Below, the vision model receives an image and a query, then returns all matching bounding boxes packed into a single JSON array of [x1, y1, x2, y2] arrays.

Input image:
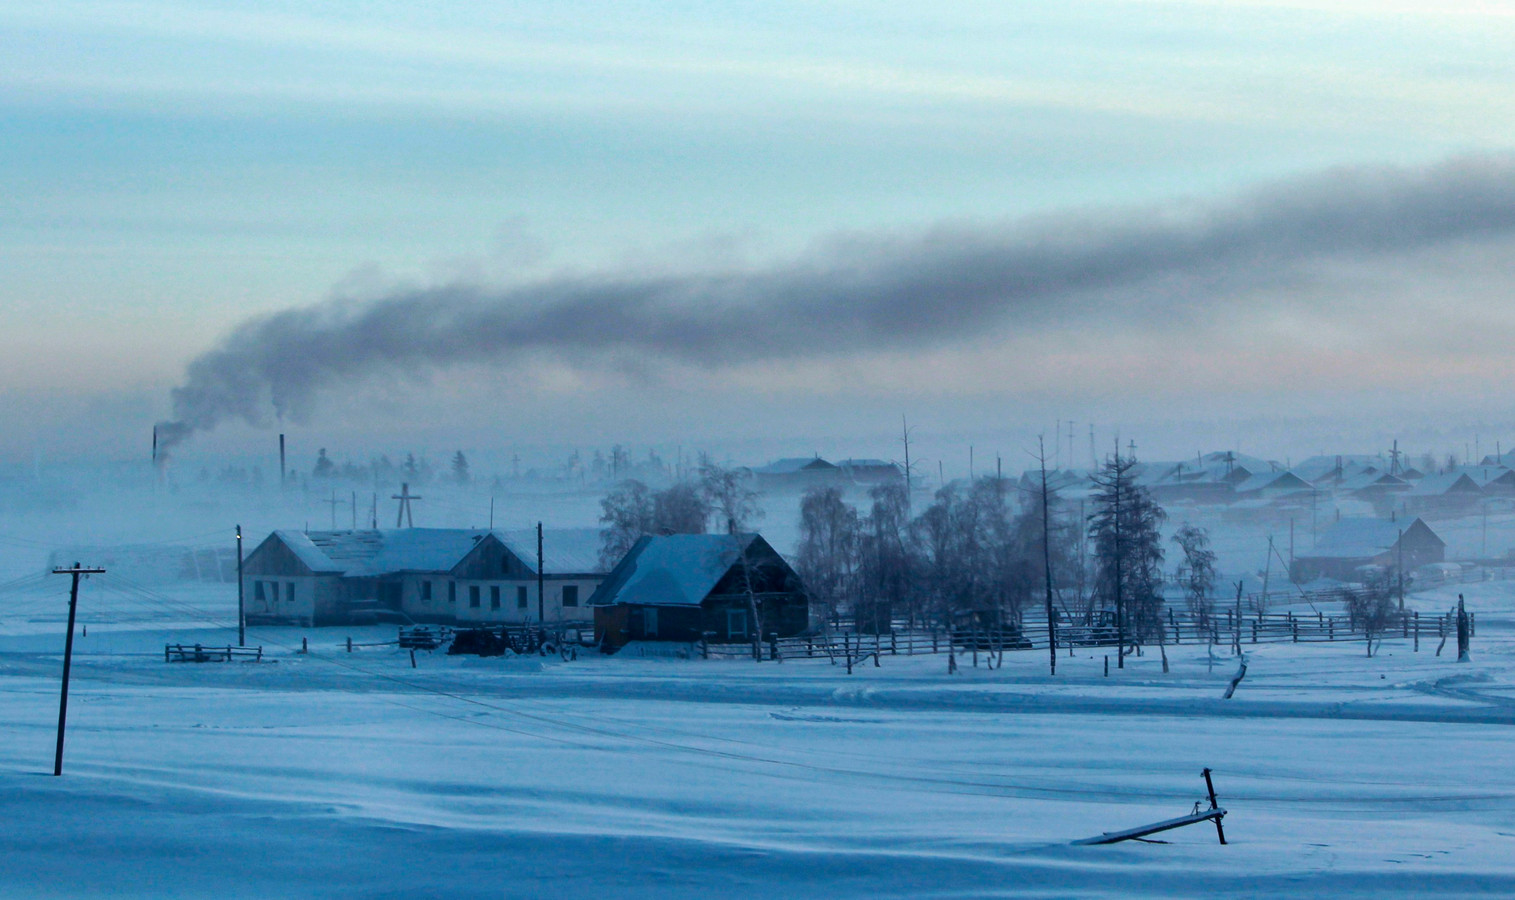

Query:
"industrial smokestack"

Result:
[[279, 433, 287, 490]]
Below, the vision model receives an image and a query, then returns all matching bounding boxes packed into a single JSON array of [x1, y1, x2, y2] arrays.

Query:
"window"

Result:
[[490, 586, 501, 610], [469, 585, 481, 608], [562, 585, 579, 608], [421, 581, 433, 602], [448, 582, 457, 604], [517, 586, 528, 609], [254, 581, 265, 602], [642, 607, 659, 638], [285, 582, 295, 605], [727, 609, 747, 640]]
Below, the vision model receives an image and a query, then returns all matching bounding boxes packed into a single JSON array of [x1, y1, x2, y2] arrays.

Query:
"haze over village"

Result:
[[5, 2, 1515, 898]]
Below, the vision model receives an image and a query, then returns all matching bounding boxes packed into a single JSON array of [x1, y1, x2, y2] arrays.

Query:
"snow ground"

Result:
[[4, 574, 1515, 897]]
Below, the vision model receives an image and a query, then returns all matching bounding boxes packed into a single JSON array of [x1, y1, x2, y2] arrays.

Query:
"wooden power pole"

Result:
[[236, 525, 245, 647], [51, 563, 104, 776], [1039, 436, 1058, 676], [536, 522, 546, 626]]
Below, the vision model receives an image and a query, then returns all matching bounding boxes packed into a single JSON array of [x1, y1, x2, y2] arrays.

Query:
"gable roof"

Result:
[[498, 527, 605, 574], [1303, 517, 1441, 559], [264, 528, 605, 578], [750, 457, 836, 475], [1340, 471, 1408, 492], [1233, 470, 1311, 494], [1407, 471, 1483, 497], [589, 533, 770, 608]]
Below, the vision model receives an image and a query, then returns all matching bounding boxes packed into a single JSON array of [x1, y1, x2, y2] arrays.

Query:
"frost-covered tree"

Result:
[[1345, 576, 1396, 657], [856, 482, 918, 626], [1088, 450, 1167, 666], [796, 486, 860, 625], [451, 450, 470, 485], [1172, 523, 1217, 629], [313, 448, 335, 479]]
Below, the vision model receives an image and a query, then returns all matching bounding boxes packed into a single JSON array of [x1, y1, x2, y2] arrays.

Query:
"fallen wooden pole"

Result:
[[1075, 768, 1229, 846], [1073, 808, 1227, 846]]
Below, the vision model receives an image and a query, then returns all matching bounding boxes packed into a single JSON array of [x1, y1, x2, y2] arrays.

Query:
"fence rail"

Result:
[[165, 643, 263, 663], [699, 604, 1473, 663]]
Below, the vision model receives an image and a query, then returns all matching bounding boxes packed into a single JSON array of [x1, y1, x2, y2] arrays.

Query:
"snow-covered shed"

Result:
[[588, 533, 810, 652], [1289, 517, 1444, 582], [834, 458, 903, 485], [241, 527, 607, 626], [746, 457, 840, 489]]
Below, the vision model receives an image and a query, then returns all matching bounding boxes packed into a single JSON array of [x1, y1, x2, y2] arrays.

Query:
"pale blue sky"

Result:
[[4, 1, 1515, 463]]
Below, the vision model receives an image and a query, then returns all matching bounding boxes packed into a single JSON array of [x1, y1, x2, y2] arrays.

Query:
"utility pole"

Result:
[[392, 483, 421, 527], [236, 525, 245, 646], [1039, 436, 1057, 676], [1113, 443, 1125, 670], [536, 522, 546, 626], [900, 415, 914, 516], [351, 491, 357, 530], [322, 490, 341, 529], [51, 563, 104, 776]]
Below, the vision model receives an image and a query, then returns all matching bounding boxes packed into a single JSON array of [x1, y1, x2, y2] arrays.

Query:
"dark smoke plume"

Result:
[[157, 155, 1515, 449]]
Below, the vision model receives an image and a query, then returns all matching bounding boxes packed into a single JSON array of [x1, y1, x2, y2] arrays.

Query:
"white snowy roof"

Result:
[[1304, 517, 1434, 559], [270, 528, 604, 577], [1233, 471, 1310, 494], [499, 527, 607, 575], [1406, 472, 1482, 497], [273, 530, 352, 574], [750, 457, 836, 475], [589, 533, 760, 607]]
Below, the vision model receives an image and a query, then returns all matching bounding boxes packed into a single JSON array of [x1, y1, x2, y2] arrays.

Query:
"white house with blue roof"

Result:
[[242, 527, 607, 626]]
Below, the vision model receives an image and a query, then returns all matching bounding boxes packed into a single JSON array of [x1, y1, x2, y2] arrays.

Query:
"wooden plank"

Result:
[[1073, 809, 1226, 845]]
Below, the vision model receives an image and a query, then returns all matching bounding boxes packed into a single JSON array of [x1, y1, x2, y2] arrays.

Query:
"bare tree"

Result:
[[857, 482, 918, 629], [699, 459, 766, 659], [1345, 575, 1396, 657], [598, 479, 711, 569], [653, 482, 710, 535], [598, 480, 657, 569], [796, 486, 860, 627], [1172, 523, 1217, 631]]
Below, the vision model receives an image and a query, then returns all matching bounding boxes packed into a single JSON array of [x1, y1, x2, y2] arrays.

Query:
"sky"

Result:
[[4, 1, 1515, 471]]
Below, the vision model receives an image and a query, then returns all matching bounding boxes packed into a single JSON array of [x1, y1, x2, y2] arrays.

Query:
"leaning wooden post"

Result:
[[1457, 595, 1471, 663], [1202, 768, 1227, 845]]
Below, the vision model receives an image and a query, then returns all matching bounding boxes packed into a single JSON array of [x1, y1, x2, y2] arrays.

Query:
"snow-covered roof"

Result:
[[1406, 471, 1482, 497], [1304, 517, 1435, 559], [1339, 471, 1407, 492], [749, 457, 836, 475], [834, 458, 897, 470], [589, 533, 760, 607], [268, 528, 604, 577], [499, 527, 606, 575], [1294, 455, 1386, 483], [1233, 470, 1310, 494], [273, 530, 352, 574]]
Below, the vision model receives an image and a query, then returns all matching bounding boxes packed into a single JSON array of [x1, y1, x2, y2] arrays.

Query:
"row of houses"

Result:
[[1020, 451, 1515, 517], [743, 456, 903, 489], [242, 527, 811, 651]]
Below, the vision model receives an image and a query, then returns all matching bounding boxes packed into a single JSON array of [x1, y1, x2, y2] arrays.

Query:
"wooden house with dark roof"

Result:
[[588, 533, 810, 652], [1290, 517, 1444, 582]]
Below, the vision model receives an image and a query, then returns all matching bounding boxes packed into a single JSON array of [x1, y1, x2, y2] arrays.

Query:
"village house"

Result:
[[1289, 517, 1445, 583], [745, 456, 842, 490], [241, 527, 605, 626], [588, 533, 811, 652]]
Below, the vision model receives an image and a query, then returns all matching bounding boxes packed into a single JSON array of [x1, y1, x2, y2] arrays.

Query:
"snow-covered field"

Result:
[[4, 567, 1515, 898]]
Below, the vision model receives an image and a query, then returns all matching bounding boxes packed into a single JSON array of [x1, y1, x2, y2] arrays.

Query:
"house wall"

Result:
[[452, 576, 603, 625], [399, 573, 603, 625], [243, 573, 323, 626]]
